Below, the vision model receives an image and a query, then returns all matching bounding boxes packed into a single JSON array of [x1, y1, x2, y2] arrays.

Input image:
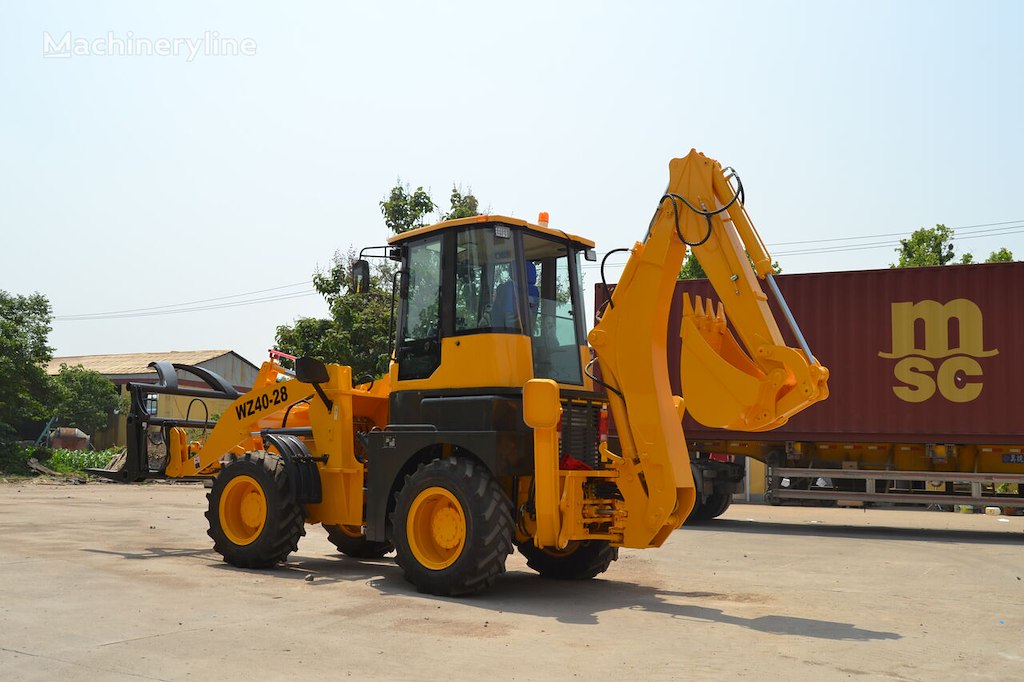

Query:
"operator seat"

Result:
[[490, 280, 518, 329], [489, 262, 539, 331]]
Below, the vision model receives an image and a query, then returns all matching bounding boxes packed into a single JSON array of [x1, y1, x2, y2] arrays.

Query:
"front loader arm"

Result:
[[178, 362, 316, 476], [588, 149, 829, 547]]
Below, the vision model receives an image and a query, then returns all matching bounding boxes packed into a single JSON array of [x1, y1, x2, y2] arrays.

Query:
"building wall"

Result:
[[90, 386, 128, 450], [194, 354, 260, 391]]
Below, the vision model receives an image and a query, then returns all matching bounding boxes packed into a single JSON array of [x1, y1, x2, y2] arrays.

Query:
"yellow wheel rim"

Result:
[[219, 475, 267, 546], [406, 486, 466, 570]]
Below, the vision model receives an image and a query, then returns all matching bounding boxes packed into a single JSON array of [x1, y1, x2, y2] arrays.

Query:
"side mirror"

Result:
[[295, 356, 330, 384], [352, 259, 371, 294], [583, 248, 597, 262]]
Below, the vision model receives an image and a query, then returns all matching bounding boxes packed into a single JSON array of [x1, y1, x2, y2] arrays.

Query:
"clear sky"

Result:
[[2, 1, 1022, 367]]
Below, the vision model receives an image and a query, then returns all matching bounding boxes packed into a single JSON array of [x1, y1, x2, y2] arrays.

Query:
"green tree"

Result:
[[276, 248, 396, 379], [379, 180, 437, 234], [892, 224, 957, 267], [279, 181, 483, 377], [678, 253, 781, 279], [52, 364, 120, 434], [274, 317, 339, 369], [678, 253, 706, 279], [443, 185, 480, 220], [891, 224, 1016, 267], [0, 291, 54, 441], [986, 247, 1015, 262]]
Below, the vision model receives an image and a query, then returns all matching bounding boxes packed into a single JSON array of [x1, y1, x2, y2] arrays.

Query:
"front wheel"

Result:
[[517, 540, 618, 580], [206, 451, 305, 568], [391, 457, 512, 596]]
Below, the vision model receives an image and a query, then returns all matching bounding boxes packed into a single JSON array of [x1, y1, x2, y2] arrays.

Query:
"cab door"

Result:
[[396, 235, 443, 381]]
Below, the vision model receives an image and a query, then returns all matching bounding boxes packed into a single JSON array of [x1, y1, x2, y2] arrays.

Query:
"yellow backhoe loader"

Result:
[[95, 150, 828, 595]]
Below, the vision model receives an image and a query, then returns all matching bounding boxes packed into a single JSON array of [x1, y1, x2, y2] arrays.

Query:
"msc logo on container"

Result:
[[878, 299, 998, 403]]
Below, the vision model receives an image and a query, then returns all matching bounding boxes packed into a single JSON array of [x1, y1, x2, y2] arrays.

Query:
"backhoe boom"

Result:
[[589, 149, 829, 547]]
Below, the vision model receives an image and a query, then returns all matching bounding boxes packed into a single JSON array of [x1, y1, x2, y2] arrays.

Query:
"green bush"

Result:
[[46, 448, 122, 474], [0, 444, 124, 476], [0, 442, 35, 476]]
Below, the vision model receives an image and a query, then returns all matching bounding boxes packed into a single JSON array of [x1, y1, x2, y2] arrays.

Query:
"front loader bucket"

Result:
[[679, 294, 828, 431]]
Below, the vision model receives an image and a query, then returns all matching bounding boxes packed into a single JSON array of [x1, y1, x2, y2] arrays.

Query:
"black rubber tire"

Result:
[[686, 491, 733, 524], [391, 457, 513, 596], [517, 540, 618, 580], [206, 451, 305, 568], [322, 523, 394, 558]]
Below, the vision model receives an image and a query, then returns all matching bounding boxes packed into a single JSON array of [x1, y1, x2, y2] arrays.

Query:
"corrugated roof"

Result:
[[46, 350, 237, 376]]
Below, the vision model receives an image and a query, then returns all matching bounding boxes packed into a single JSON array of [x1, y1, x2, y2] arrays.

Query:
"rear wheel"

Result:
[[517, 540, 618, 579], [323, 523, 393, 558], [206, 451, 305, 568], [686, 491, 733, 523], [391, 457, 512, 596]]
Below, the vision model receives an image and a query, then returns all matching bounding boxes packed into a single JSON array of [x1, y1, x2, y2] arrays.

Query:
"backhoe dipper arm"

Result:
[[588, 150, 829, 547]]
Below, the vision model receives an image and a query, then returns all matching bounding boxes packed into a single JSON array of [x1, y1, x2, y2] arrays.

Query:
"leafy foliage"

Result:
[[276, 248, 397, 379], [678, 253, 707, 279], [275, 318, 336, 367], [678, 253, 781, 280], [443, 186, 480, 220], [52, 364, 120, 434], [0, 442, 36, 476], [278, 181, 484, 378], [379, 181, 437, 234], [891, 224, 1015, 267], [0, 291, 54, 441], [46, 447, 122, 474], [892, 224, 958, 267], [380, 180, 482, 233], [986, 247, 1015, 262], [0, 445, 123, 476]]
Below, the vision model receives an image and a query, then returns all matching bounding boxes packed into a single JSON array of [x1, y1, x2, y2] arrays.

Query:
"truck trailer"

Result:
[[654, 261, 1024, 514]]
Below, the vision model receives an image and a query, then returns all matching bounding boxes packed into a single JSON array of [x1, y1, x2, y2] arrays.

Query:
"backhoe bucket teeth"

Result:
[[679, 293, 827, 431]]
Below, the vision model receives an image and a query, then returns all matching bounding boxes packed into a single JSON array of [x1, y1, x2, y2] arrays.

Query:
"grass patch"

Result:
[[46, 448, 123, 474], [0, 443, 124, 477]]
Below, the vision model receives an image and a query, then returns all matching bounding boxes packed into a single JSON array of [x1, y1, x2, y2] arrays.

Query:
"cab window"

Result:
[[454, 225, 523, 333], [521, 232, 584, 385]]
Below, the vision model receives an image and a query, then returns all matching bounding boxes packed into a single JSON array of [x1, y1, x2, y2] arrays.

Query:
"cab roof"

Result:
[[386, 214, 596, 249]]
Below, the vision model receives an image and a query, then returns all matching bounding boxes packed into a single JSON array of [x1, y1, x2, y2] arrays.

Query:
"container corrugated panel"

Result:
[[643, 262, 1024, 444]]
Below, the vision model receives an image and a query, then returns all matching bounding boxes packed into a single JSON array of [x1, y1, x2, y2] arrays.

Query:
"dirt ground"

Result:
[[0, 481, 1021, 681]]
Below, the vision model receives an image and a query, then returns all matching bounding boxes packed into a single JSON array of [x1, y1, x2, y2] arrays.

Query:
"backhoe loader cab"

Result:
[[385, 216, 596, 390]]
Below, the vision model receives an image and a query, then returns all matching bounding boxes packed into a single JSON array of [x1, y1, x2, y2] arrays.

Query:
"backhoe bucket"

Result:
[[679, 294, 828, 431]]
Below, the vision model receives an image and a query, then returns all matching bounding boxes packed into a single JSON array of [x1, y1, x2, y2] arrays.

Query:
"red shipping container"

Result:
[[605, 261, 1024, 445]]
